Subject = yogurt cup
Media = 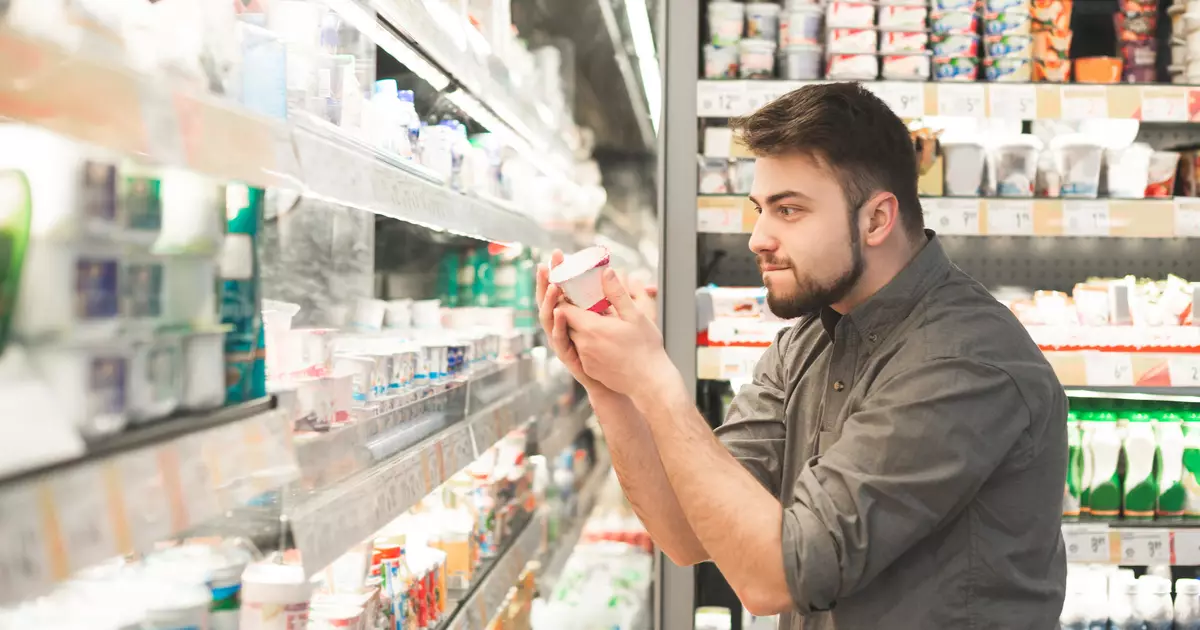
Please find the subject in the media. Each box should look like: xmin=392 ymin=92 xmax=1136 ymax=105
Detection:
xmin=941 ymin=139 xmax=988 ymax=196
xmin=827 ymin=1 xmax=877 ymax=28
xmin=548 ymin=246 xmax=613 ymax=313
xmin=1032 ymin=0 xmax=1072 ymax=30
xmin=881 ymin=31 xmax=929 ymax=53
xmin=739 ymin=39 xmax=777 ymax=78
xmin=412 ymin=298 xmax=441 ymax=328
xmin=882 ymin=53 xmax=932 ymax=80
xmin=708 ymin=2 xmax=745 ymax=47
xmin=827 ymin=28 xmax=879 ymax=54
xmin=989 ymin=135 xmax=1043 ymax=198
xmin=984 ymin=9 xmax=1033 ymax=35
xmin=1049 ymin=134 xmax=1104 ymax=198
xmin=383 ymin=299 xmax=412 ymax=329
xmin=746 ymin=2 xmax=782 ymax=41
xmin=985 ymin=34 xmax=1033 ymax=57
xmin=129 ymin=335 xmax=183 ymax=424
xmin=987 ymin=0 xmax=1031 ymax=11
xmin=931 ymin=10 xmax=980 ymax=33
xmin=984 ymin=56 xmax=1033 ymax=81
xmin=931 ymin=32 xmax=981 ymax=57
xmin=780 ymin=44 xmax=823 ymax=79
xmin=704 ymin=44 xmax=739 ymax=79
xmin=1105 ymin=143 xmax=1155 ymax=199
xmin=30 ymin=341 xmax=131 ymax=440
xmin=878 ymin=4 xmax=929 ymax=29
xmin=181 ymin=330 xmax=227 ymax=411
xmin=827 ymin=53 xmax=880 ymax=79
xmin=934 ymin=56 xmax=981 ymax=80
xmin=1146 ymin=151 xmax=1181 ymax=198
xmin=1034 ymin=57 xmax=1072 ymax=82
xmin=781 ymin=5 xmax=823 ymax=47
xmin=933 ymin=0 xmax=980 ymax=8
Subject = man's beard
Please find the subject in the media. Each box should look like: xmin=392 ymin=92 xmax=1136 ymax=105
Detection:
xmin=763 ymin=227 xmax=864 ymax=320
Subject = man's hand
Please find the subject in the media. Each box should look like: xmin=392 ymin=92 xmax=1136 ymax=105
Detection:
xmin=536 ymin=250 xmax=608 ymax=392
xmin=558 ymin=268 xmax=673 ymax=399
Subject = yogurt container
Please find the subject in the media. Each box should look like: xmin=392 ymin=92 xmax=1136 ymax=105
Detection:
xmin=827 ymin=28 xmax=879 ymax=53
xmin=412 ymin=298 xmax=441 ymax=328
xmin=548 ymin=246 xmax=613 ymax=313
xmin=746 ymin=2 xmax=782 ymax=41
xmin=941 ymin=139 xmax=988 ymax=196
xmin=932 ymin=0 xmax=980 ymax=8
xmin=827 ymin=2 xmax=877 ymax=28
xmin=882 ymin=53 xmax=931 ymax=80
xmin=934 ymin=56 xmax=981 ymax=80
xmin=1033 ymin=28 xmax=1072 ymax=60
xmin=1105 ymin=143 xmax=1155 ymax=199
xmin=708 ymin=2 xmax=745 ymax=47
xmin=984 ymin=9 xmax=1033 ymax=35
xmin=30 ymin=341 xmax=130 ymax=440
xmin=1032 ymin=0 xmax=1072 ymax=30
xmin=881 ymin=31 xmax=929 ymax=53
xmin=239 ymin=563 xmax=312 ymax=630
xmin=989 ymin=135 xmax=1043 ymax=198
xmin=931 ymin=10 xmax=979 ymax=33
xmin=931 ymin=32 xmax=981 ymax=57
xmin=984 ymin=56 xmax=1032 ymax=81
xmin=985 ymin=34 xmax=1033 ymax=57
xmin=739 ymin=39 xmax=777 ymax=78
xmin=128 ymin=335 xmax=183 ymax=424
xmin=182 ymin=330 xmax=227 ymax=411
xmin=704 ymin=44 xmax=739 ymax=79
xmin=878 ymin=4 xmax=928 ymax=29
xmin=986 ymin=0 xmax=1031 ymax=11
xmin=1146 ymin=151 xmax=1181 ymax=198
xmin=1034 ymin=57 xmax=1072 ymax=81
xmin=1049 ymin=135 xmax=1104 ymax=199
xmin=827 ymin=53 xmax=880 ymax=79
xmin=779 ymin=44 xmax=823 ymax=79
xmin=15 ymin=241 xmax=123 ymax=342
xmin=781 ymin=5 xmax=823 ymax=46
xmin=383 ymin=299 xmax=412 ymax=329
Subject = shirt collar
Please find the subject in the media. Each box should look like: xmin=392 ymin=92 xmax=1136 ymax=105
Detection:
xmin=819 ymin=229 xmax=950 ymax=342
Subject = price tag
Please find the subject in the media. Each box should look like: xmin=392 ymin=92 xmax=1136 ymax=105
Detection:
xmin=986 ymin=200 xmax=1035 ymax=235
xmin=988 ymin=84 xmax=1037 ymax=120
xmin=0 ymin=483 xmax=55 ymax=604
xmin=698 ymin=206 xmax=743 ymax=233
xmin=1061 ymin=86 xmax=1109 ymax=120
xmin=1174 ymin=197 xmax=1200 ymax=237
xmin=116 ymin=449 xmax=173 ymax=554
xmin=938 ymin=199 xmax=981 ymax=235
xmin=1063 ymin=525 xmax=1112 ymax=563
xmin=1174 ymin=530 xmax=1200 ymax=565
xmin=50 ymin=464 xmax=118 ymax=576
xmin=1084 ymin=352 xmax=1135 ymax=386
xmin=1119 ymin=529 xmax=1171 ymax=565
xmin=1141 ymin=87 xmax=1188 ymax=122
xmin=1062 ymin=200 xmax=1111 ymax=237
xmin=697 ymin=82 xmax=747 ymax=117
xmin=1169 ymin=356 xmax=1200 ymax=386
xmin=718 ymin=347 xmax=765 ymax=380
xmin=937 ymin=84 xmax=986 ymax=118
xmin=868 ymin=82 xmax=925 ymax=119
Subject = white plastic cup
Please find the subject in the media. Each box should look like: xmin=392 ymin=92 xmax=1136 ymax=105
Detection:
xmin=1050 ymin=134 xmax=1104 ymax=199
xmin=549 ymin=246 xmax=613 ymax=313
xmin=412 ymin=299 xmax=442 ymax=329
xmin=746 ymin=2 xmax=782 ymax=41
xmin=780 ymin=44 xmax=823 ymax=79
xmin=781 ymin=6 xmax=823 ymax=46
xmin=707 ymin=2 xmax=745 ymax=47
xmin=739 ymin=39 xmax=778 ymax=78
xmin=181 ymin=330 xmax=226 ymax=411
xmin=989 ymin=136 xmax=1043 ymax=198
xmin=384 ymin=299 xmax=413 ymax=329
xmin=941 ymin=140 xmax=987 ymax=196
xmin=1105 ymin=143 xmax=1155 ymax=199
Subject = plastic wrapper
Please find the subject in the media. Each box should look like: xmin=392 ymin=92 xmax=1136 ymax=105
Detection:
xmin=932 ymin=0 xmax=980 ymax=10
xmin=1121 ymin=40 xmax=1157 ymax=68
xmin=934 ymin=56 xmax=981 ymax=80
xmin=1031 ymin=0 xmax=1072 ymax=30
xmin=826 ymin=2 xmax=877 ymax=28
xmin=985 ymin=9 xmax=1033 ymax=35
xmin=827 ymin=28 xmax=879 ymax=53
xmin=826 ymin=54 xmax=880 ymax=79
xmin=1122 ymin=65 xmax=1157 ymax=83
xmin=878 ymin=5 xmax=928 ymax=29
xmin=1146 ymin=151 xmax=1180 ymax=198
xmin=985 ymin=56 xmax=1033 ymax=81
xmin=931 ymin=10 xmax=980 ymax=33
xmin=932 ymin=32 xmax=981 ymax=57
xmin=987 ymin=0 xmax=1031 ymax=11
xmin=1032 ymin=28 xmax=1072 ymax=60
xmin=882 ymin=53 xmax=932 ymax=80
xmin=1116 ymin=11 xmax=1157 ymax=42
xmin=881 ymin=31 xmax=929 ymax=53
xmin=985 ymin=34 xmax=1033 ymax=57
xmin=1034 ymin=57 xmax=1071 ymax=81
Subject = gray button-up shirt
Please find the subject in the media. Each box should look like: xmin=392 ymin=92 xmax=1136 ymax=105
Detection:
xmin=716 ymin=232 xmax=1067 ymax=630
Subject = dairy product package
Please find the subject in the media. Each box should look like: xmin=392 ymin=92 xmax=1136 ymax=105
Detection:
xmin=1085 ymin=411 xmax=1122 ymax=519
xmin=1123 ymin=412 xmax=1157 ymax=519
xmin=1157 ymin=413 xmax=1185 ymax=518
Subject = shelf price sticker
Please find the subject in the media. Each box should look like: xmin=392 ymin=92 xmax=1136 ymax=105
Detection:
xmin=1062 ymin=200 xmax=1111 ymax=237
xmin=868 ymin=82 xmax=925 ymax=119
xmin=698 ymin=204 xmax=743 ymax=233
xmin=698 ymin=81 xmax=748 ymax=117
xmin=1173 ymin=530 xmax=1200 ymax=565
xmin=1061 ymin=86 xmax=1110 ymax=120
xmin=718 ymin=347 xmax=765 ymax=380
xmin=923 ymin=198 xmax=981 ymax=235
xmin=986 ymin=200 xmax=1035 ymax=235
xmin=1063 ymin=524 xmax=1112 ymax=563
xmin=937 ymin=84 xmax=986 ymax=118
xmin=1168 ymin=356 xmax=1200 ymax=387
xmin=1141 ymin=87 xmax=1188 ymax=122
xmin=1175 ymin=197 xmax=1200 ymax=237
xmin=0 ymin=483 xmax=55 ymax=605
xmin=1119 ymin=529 xmax=1171 ymax=565
xmin=1083 ymin=352 xmax=1135 ymax=386
xmin=988 ymin=84 xmax=1037 ymax=120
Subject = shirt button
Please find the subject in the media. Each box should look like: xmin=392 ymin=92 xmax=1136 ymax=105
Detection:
xmin=833 ymin=380 xmax=846 ymax=392
xmin=868 ymin=333 xmax=878 ymax=343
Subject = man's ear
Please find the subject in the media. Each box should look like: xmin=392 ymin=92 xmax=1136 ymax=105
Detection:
xmin=861 ymin=192 xmax=900 ymax=247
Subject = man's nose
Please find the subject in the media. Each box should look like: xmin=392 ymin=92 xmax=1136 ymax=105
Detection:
xmin=747 ymin=213 xmax=776 ymax=256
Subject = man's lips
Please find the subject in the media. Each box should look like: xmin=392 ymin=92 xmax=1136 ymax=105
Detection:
xmin=760 ymin=265 xmax=789 ymax=272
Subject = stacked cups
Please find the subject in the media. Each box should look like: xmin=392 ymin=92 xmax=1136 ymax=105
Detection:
xmin=983 ymin=0 xmax=1033 ymax=81
xmin=931 ymin=0 xmax=983 ymax=80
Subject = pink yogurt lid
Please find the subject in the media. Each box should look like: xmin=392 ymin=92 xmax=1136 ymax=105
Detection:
xmin=549 ymin=246 xmax=612 ymax=284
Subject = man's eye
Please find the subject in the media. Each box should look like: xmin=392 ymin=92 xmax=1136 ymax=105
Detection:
xmin=755 ymin=206 xmax=763 ymax=215
xmin=777 ymin=206 xmax=799 ymax=217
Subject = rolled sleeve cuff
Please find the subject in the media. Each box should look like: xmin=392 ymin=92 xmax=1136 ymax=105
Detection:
xmin=782 ymin=501 xmax=842 ymax=614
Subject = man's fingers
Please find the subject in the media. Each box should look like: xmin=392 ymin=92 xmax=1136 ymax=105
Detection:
xmin=550 ymin=249 xmax=565 ymax=269
xmin=552 ymin=308 xmax=573 ymax=357
xmin=600 ymin=268 xmax=637 ymax=320
xmin=535 ymin=263 xmax=549 ymax=308
xmin=539 ymin=282 xmax=560 ymax=337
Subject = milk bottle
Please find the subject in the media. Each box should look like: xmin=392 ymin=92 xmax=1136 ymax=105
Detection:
xmin=1087 ymin=412 xmax=1123 ymax=519
xmin=1123 ymin=412 xmax=1158 ymax=519
xmin=1157 ymin=412 xmax=1185 ymax=517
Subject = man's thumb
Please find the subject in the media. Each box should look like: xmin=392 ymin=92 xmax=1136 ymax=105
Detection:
xmin=601 ymin=268 xmax=636 ymax=319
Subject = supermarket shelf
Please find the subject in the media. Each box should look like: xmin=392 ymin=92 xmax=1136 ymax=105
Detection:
xmin=536 ymin=397 xmax=593 ymax=460
xmin=539 ymin=444 xmax=612 ymax=594
xmin=698 ymin=194 xmax=1200 ymax=239
xmin=698 ymin=80 xmax=1200 ymax=121
xmin=1063 ymin=521 xmax=1200 ymax=565
xmin=0 ymin=26 xmax=556 ymax=248
xmin=1066 ymin=387 xmax=1200 ymax=402
xmin=698 ymin=345 xmax=1200 ymax=388
xmin=0 ymin=400 xmax=298 ymax=605
xmin=286 ymin=360 xmax=577 ymax=575
xmin=442 ymin=508 xmax=547 ymax=630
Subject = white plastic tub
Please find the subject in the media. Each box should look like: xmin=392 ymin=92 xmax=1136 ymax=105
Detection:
xmin=1050 ymin=134 xmax=1105 ymax=199
xmin=989 ymin=135 xmax=1043 ymax=198
xmin=30 ymin=341 xmax=131 ymax=440
xmin=781 ymin=5 xmax=823 ymax=47
xmin=779 ymin=44 xmax=823 ymax=79
xmin=739 ymin=39 xmax=777 ymax=78
xmin=746 ymin=2 xmax=782 ymax=41
xmin=708 ymin=2 xmax=745 ymax=47
xmin=129 ymin=335 xmax=183 ymax=424
xmin=182 ymin=330 xmax=226 ymax=411
xmin=1105 ymin=143 xmax=1155 ymax=199
xmin=941 ymin=139 xmax=987 ymax=196
xmin=15 ymin=241 xmax=123 ymax=342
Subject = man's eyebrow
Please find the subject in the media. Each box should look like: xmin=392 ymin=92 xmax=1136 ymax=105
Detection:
xmin=748 ymin=190 xmax=813 ymax=206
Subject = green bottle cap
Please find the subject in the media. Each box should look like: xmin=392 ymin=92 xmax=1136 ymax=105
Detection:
xmin=1067 ymin=411 xmax=1078 ymax=422
xmin=1160 ymin=412 xmax=1184 ymax=423
xmin=1130 ymin=412 xmax=1153 ymax=423
xmin=1184 ymin=412 xmax=1200 ymax=423
xmin=1096 ymin=411 xmax=1119 ymax=422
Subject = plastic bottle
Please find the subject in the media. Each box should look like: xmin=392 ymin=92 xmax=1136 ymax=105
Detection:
xmin=1184 ymin=412 xmax=1200 ymax=518
xmin=1177 ymin=578 xmax=1200 ymax=630
xmin=1157 ymin=412 xmax=1186 ymax=517
xmin=1080 ymin=412 xmax=1097 ymax=515
xmin=449 ymin=120 xmax=470 ymax=191
xmin=1065 ymin=411 xmax=1083 ymax=518
xmin=1135 ymin=575 xmax=1173 ymax=630
xmin=1088 ymin=411 xmax=1123 ymax=519
xmin=397 ymin=90 xmax=420 ymax=161
xmin=1124 ymin=412 xmax=1159 ymax=519
xmin=1108 ymin=573 xmax=1140 ymax=630
xmin=371 ymin=79 xmax=401 ymax=155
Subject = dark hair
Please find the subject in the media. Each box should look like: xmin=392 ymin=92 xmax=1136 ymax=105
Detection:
xmin=730 ymin=82 xmax=924 ymax=238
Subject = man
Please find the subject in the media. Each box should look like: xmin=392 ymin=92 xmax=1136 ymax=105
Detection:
xmin=535 ymin=82 xmax=1067 ymax=629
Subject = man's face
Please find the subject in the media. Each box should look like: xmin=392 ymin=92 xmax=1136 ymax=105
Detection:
xmin=748 ymin=152 xmax=865 ymax=319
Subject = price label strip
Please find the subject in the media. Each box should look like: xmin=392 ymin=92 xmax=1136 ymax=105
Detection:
xmin=986 ymin=200 xmax=1035 ymax=236
xmin=1063 ymin=524 xmax=1113 ymax=563
xmin=1119 ymin=529 xmax=1171 ymax=565
xmin=1141 ymin=87 xmax=1188 ymax=122
xmin=937 ymin=84 xmax=986 ymax=118
xmin=1168 ymin=356 xmax=1200 ymax=387
xmin=867 ymin=82 xmax=925 ymax=119
xmin=988 ymin=84 xmax=1037 ymax=120
xmin=1083 ymin=352 xmax=1135 ymax=386
xmin=1062 ymin=200 xmax=1111 ymax=237
xmin=718 ymin=347 xmax=765 ymax=380
xmin=1174 ymin=197 xmax=1200 ymax=237
xmin=697 ymin=81 xmax=748 ymax=117
xmin=1061 ymin=86 xmax=1110 ymax=120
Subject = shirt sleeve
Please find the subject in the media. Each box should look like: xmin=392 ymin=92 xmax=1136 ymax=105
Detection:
xmin=714 ymin=330 xmax=790 ymax=497
xmin=781 ymin=358 xmax=1033 ymax=614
